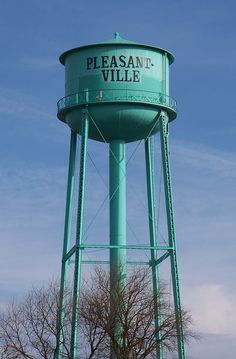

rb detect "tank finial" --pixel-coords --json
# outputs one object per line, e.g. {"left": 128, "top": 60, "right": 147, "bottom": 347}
{"left": 114, "top": 32, "right": 121, "bottom": 39}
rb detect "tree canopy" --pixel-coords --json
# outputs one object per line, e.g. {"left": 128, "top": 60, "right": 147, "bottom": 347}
{"left": 0, "top": 268, "right": 195, "bottom": 359}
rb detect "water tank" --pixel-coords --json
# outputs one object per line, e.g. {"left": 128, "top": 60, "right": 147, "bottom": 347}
{"left": 57, "top": 33, "right": 177, "bottom": 142}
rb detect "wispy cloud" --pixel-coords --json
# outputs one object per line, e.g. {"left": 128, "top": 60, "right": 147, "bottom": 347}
{"left": 184, "top": 284, "right": 236, "bottom": 337}
{"left": 0, "top": 161, "right": 67, "bottom": 299}
{"left": 0, "top": 87, "right": 69, "bottom": 145}
{"left": 0, "top": 87, "right": 54, "bottom": 121}
{"left": 0, "top": 134, "right": 235, "bottom": 358}
{"left": 172, "top": 139, "right": 236, "bottom": 178}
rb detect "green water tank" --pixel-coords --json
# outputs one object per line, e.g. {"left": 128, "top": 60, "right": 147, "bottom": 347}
{"left": 57, "top": 33, "right": 177, "bottom": 142}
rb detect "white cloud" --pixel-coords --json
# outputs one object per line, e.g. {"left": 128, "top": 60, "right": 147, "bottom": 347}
{"left": 184, "top": 284, "right": 236, "bottom": 337}
{"left": 0, "top": 133, "right": 235, "bottom": 356}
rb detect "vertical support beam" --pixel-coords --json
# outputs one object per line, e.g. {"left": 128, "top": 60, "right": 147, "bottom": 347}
{"left": 160, "top": 112, "right": 186, "bottom": 359}
{"left": 70, "top": 108, "right": 89, "bottom": 359}
{"left": 109, "top": 140, "right": 126, "bottom": 358}
{"left": 56, "top": 130, "right": 77, "bottom": 359}
{"left": 145, "top": 136, "right": 163, "bottom": 359}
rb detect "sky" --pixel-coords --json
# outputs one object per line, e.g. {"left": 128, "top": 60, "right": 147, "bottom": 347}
{"left": 0, "top": 0, "right": 236, "bottom": 358}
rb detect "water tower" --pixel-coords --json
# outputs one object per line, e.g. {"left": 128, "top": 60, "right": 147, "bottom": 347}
{"left": 56, "top": 33, "right": 186, "bottom": 359}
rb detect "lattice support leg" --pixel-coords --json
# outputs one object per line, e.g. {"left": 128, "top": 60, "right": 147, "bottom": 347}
{"left": 56, "top": 130, "right": 77, "bottom": 359}
{"left": 70, "top": 108, "right": 89, "bottom": 359}
{"left": 145, "top": 136, "right": 163, "bottom": 359}
{"left": 160, "top": 112, "right": 186, "bottom": 359}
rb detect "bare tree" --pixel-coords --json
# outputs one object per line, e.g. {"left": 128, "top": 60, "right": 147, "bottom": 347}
{"left": 78, "top": 267, "right": 195, "bottom": 359}
{"left": 0, "top": 281, "right": 71, "bottom": 359}
{"left": 0, "top": 269, "right": 195, "bottom": 359}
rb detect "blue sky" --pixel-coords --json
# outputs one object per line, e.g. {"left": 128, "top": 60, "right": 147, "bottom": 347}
{"left": 0, "top": 1, "right": 236, "bottom": 358}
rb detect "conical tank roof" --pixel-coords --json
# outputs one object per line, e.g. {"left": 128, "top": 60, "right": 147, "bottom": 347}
{"left": 59, "top": 33, "right": 174, "bottom": 65}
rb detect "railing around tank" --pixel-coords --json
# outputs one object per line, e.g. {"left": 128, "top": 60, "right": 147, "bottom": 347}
{"left": 57, "top": 89, "right": 177, "bottom": 114}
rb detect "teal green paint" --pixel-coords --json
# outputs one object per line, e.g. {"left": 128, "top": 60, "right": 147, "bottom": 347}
{"left": 56, "top": 131, "right": 77, "bottom": 359}
{"left": 109, "top": 140, "right": 126, "bottom": 359}
{"left": 57, "top": 91, "right": 176, "bottom": 142}
{"left": 57, "top": 34, "right": 176, "bottom": 143}
{"left": 154, "top": 251, "right": 170, "bottom": 266}
{"left": 59, "top": 34, "right": 174, "bottom": 65}
{"left": 57, "top": 35, "right": 186, "bottom": 359}
{"left": 165, "top": 53, "right": 170, "bottom": 96}
{"left": 64, "top": 244, "right": 76, "bottom": 262}
{"left": 64, "top": 47, "right": 166, "bottom": 95}
{"left": 70, "top": 109, "right": 89, "bottom": 359}
{"left": 109, "top": 140, "right": 126, "bottom": 272}
{"left": 79, "top": 243, "right": 173, "bottom": 250}
{"left": 162, "top": 53, "right": 166, "bottom": 96}
{"left": 145, "top": 137, "right": 163, "bottom": 359}
{"left": 78, "top": 260, "right": 150, "bottom": 265}
{"left": 160, "top": 112, "right": 186, "bottom": 359}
